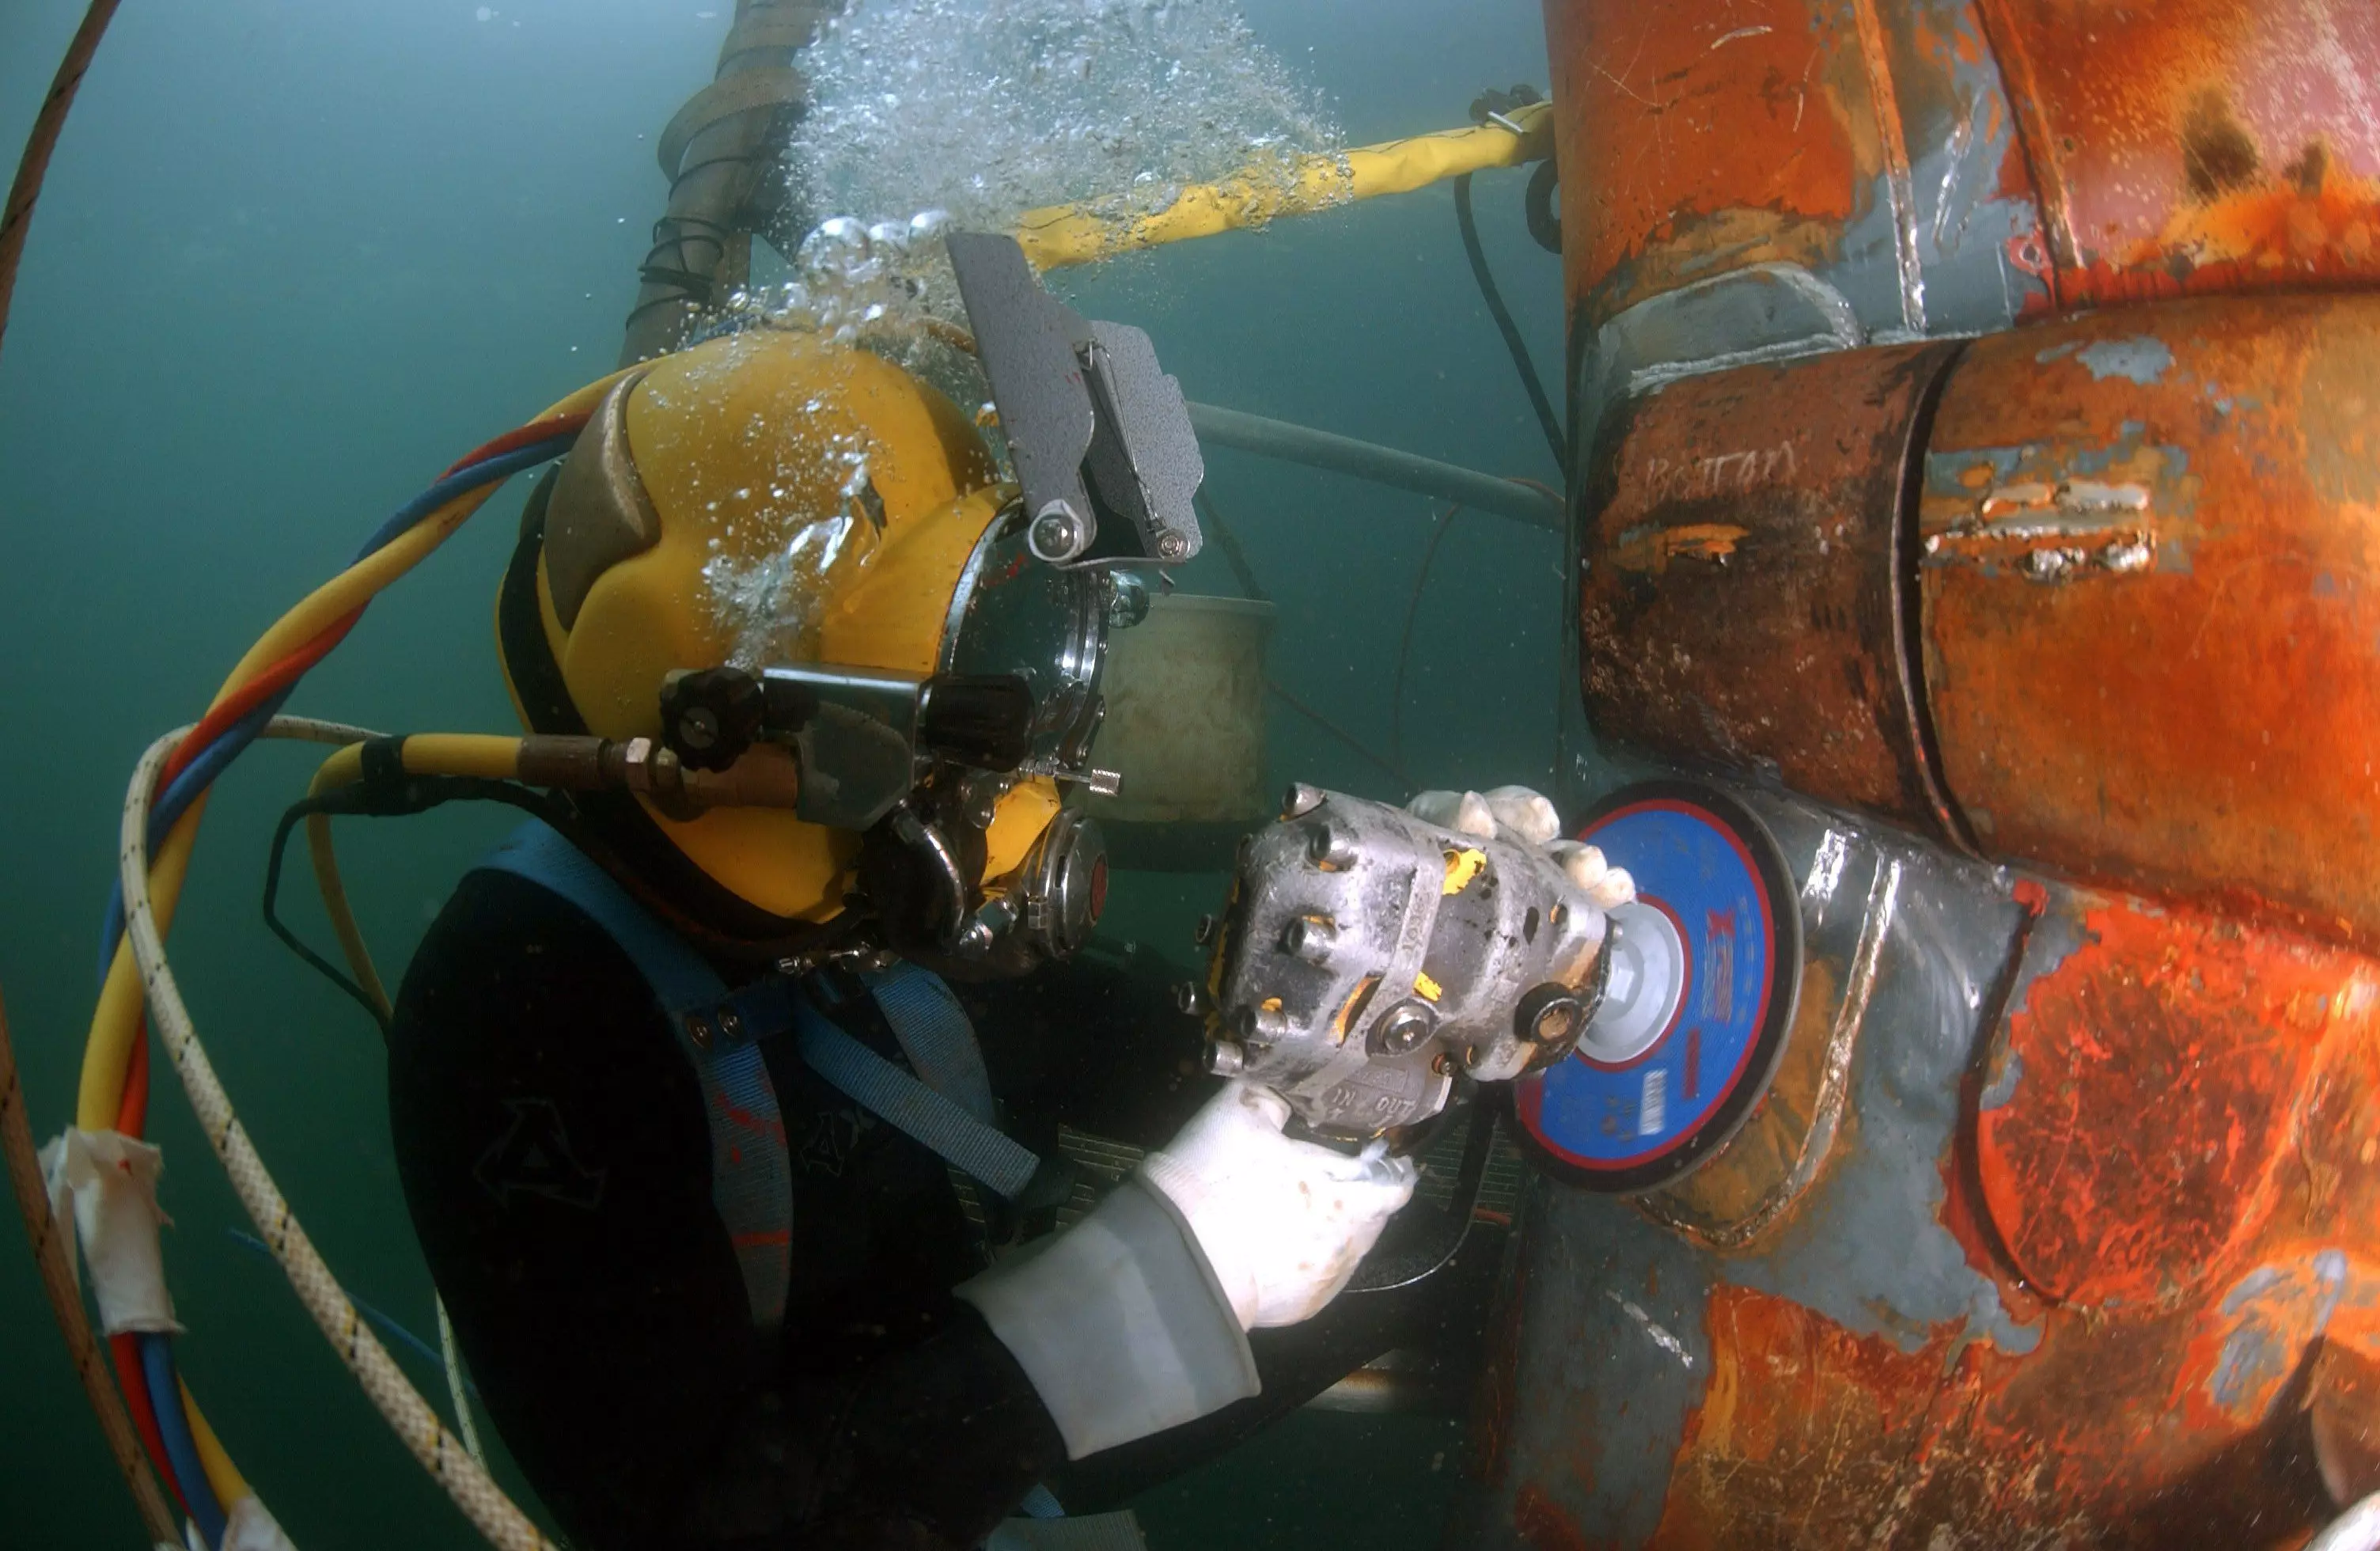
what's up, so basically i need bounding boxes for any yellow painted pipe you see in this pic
[1015,100,1550,271]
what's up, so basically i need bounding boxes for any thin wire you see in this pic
[1264,678,1406,790]
[1389,504,1463,781]
[1191,487,1269,604]
[438,1297,488,1466]
[0,0,123,358]
[0,988,181,1545]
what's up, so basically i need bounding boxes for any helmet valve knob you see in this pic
[1028,500,1092,564]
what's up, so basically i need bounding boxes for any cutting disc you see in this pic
[1512,781,1802,1194]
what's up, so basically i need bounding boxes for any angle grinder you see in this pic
[1200,780,1799,1192]
[1510,781,1802,1193]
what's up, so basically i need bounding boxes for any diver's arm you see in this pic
[956,1079,1418,1459]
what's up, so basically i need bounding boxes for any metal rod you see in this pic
[1186,401,1563,531]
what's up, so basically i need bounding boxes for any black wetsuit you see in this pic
[387,866,1210,1549]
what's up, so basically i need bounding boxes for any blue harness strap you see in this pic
[479,822,794,1329]
[866,964,998,1122]
[476,821,1047,1329]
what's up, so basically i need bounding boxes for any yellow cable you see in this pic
[305,746,390,1022]
[298,736,525,1022]
[1015,101,1551,270]
[180,1376,252,1514]
[70,373,624,1538]
[77,370,624,1131]
[402,734,523,782]
[76,811,201,1129]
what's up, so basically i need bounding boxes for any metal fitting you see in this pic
[1204,1038,1247,1077]
[1370,1000,1436,1056]
[1283,915,1339,965]
[1281,782,1326,820]
[1306,821,1358,870]
[1231,1003,1290,1044]
[1028,500,1090,563]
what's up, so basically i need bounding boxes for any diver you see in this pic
[380,316,1617,1549]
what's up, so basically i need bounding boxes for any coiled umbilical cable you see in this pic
[118,718,558,1551]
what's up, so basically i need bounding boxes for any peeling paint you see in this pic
[2075,336,2177,385]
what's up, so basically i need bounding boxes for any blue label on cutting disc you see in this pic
[1516,798,1779,1174]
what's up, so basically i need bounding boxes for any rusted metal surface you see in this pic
[1920,293,2380,950]
[1978,0,2380,312]
[1455,798,2380,1548]
[1578,341,1963,840]
[1544,0,2380,373]
[1973,894,2371,1308]
[1543,0,2047,352]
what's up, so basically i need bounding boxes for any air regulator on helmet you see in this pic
[496,232,1204,973]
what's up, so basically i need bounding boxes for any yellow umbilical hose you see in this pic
[119,719,561,1551]
[1014,101,1551,270]
[302,736,527,1020]
[302,734,526,1473]
[75,373,627,1132]
[73,371,618,1545]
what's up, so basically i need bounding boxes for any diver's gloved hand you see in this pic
[1407,784,1637,910]
[1138,1080,1419,1329]
[953,1079,1417,1460]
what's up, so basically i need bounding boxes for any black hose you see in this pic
[263,776,574,1036]
[1525,158,1563,255]
[1453,173,1568,481]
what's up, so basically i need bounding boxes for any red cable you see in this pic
[119,412,587,1116]
[159,609,363,789]
[93,411,591,1502]
[108,617,360,1132]
[109,1333,187,1515]
[441,411,589,478]
[114,1018,150,1138]
[150,408,587,796]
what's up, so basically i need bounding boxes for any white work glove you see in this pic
[955,1079,1419,1457]
[1407,784,1637,910]
[1139,1080,1420,1329]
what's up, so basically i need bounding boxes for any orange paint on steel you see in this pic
[1542,0,1870,328]
[1975,0,2380,308]
[1920,293,2380,950]
[1491,889,2380,1545]
[1973,901,2376,1308]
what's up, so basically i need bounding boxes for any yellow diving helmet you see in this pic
[496,323,1116,968]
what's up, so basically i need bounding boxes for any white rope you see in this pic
[2312,1492,2380,1551]
[119,719,555,1551]
[437,1295,487,1466]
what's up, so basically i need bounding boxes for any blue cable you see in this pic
[95,434,576,981]
[97,692,288,984]
[92,427,576,1544]
[350,437,572,560]
[138,1332,227,1548]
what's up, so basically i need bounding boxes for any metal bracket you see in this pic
[946,230,1204,569]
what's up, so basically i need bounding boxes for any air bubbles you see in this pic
[786,0,1336,238]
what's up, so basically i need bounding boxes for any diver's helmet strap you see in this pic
[473,821,1052,1328]
[477,820,798,1331]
